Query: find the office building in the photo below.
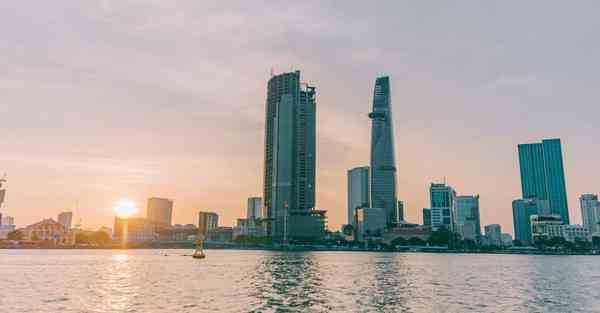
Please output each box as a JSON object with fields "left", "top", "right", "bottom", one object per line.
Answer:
{"left": 247, "top": 197, "right": 263, "bottom": 220}
{"left": 347, "top": 166, "right": 370, "bottom": 226}
{"left": 501, "top": 233, "right": 513, "bottom": 247}
{"left": 355, "top": 207, "right": 386, "bottom": 241}
{"left": 398, "top": 200, "right": 405, "bottom": 222}
{"left": 233, "top": 218, "right": 265, "bottom": 239}
{"left": 518, "top": 138, "right": 569, "bottom": 224}
{"left": 512, "top": 198, "right": 549, "bottom": 245}
{"left": 429, "top": 183, "right": 456, "bottom": 231}
{"left": 146, "top": 197, "right": 173, "bottom": 226}
{"left": 113, "top": 217, "right": 156, "bottom": 243}
{"left": 580, "top": 194, "right": 600, "bottom": 234}
{"left": 455, "top": 195, "right": 481, "bottom": 241}
{"left": 57, "top": 211, "right": 73, "bottom": 230}
{"left": 530, "top": 214, "right": 563, "bottom": 242}
{"left": 198, "top": 211, "right": 219, "bottom": 236}
{"left": 422, "top": 208, "right": 431, "bottom": 226}
{"left": 484, "top": 224, "right": 502, "bottom": 246}
{"left": 369, "top": 76, "right": 398, "bottom": 228}
{"left": 262, "top": 71, "right": 324, "bottom": 241}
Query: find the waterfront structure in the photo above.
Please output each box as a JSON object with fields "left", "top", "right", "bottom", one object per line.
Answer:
{"left": 247, "top": 197, "right": 263, "bottom": 220}
{"left": 422, "top": 208, "right": 431, "bottom": 226}
{"left": 384, "top": 224, "right": 432, "bottom": 245}
{"left": 501, "top": 233, "right": 513, "bottom": 247}
{"left": 580, "top": 194, "right": 600, "bottom": 234}
{"left": 23, "top": 219, "right": 74, "bottom": 244}
{"left": 530, "top": 215, "right": 563, "bottom": 243}
{"left": 233, "top": 218, "right": 265, "bottom": 239}
{"left": 518, "top": 138, "right": 569, "bottom": 224}
{"left": 206, "top": 226, "right": 233, "bottom": 242}
{"left": 0, "top": 176, "right": 6, "bottom": 226}
{"left": 262, "top": 71, "right": 324, "bottom": 241}
{"left": 146, "top": 197, "right": 173, "bottom": 226}
{"left": 347, "top": 166, "right": 370, "bottom": 226}
{"left": 429, "top": 183, "right": 456, "bottom": 231}
{"left": 398, "top": 200, "right": 405, "bottom": 222}
{"left": 512, "top": 198, "right": 550, "bottom": 245}
{"left": 484, "top": 224, "right": 502, "bottom": 246}
{"left": 455, "top": 195, "right": 481, "bottom": 241}
{"left": 113, "top": 217, "right": 156, "bottom": 243}
{"left": 368, "top": 76, "right": 398, "bottom": 228}
{"left": 198, "top": 212, "right": 219, "bottom": 236}
{"left": 57, "top": 211, "right": 73, "bottom": 230}
{"left": 548, "top": 224, "right": 591, "bottom": 242}
{"left": 354, "top": 207, "right": 386, "bottom": 241}
{"left": 0, "top": 216, "right": 15, "bottom": 239}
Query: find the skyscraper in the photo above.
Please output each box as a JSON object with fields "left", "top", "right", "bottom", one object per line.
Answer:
{"left": 512, "top": 198, "right": 549, "bottom": 245}
{"left": 368, "top": 76, "right": 398, "bottom": 228}
{"left": 347, "top": 166, "right": 370, "bottom": 226}
{"left": 455, "top": 195, "right": 481, "bottom": 241}
{"left": 518, "top": 138, "right": 569, "bottom": 224}
{"left": 146, "top": 197, "right": 173, "bottom": 226}
{"left": 429, "top": 183, "right": 456, "bottom": 231}
{"left": 580, "top": 194, "right": 600, "bottom": 234}
{"left": 57, "top": 211, "right": 73, "bottom": 230}
{"left": 247, "top": 197, "right": 263, "bottom": 220}
{"left": 262, "top": 71, "right": 323, "bottom": 241}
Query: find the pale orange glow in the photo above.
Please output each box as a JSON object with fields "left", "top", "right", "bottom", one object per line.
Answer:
{"left": 114, "top": 200, "right": 139, "bottom": 218}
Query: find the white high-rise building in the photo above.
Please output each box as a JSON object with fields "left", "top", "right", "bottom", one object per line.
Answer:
{"left": 347, "top": 166, "right": 370, "bottom": 226}
{"left": 580, "top": 194, "right": 600, "bottom": 234}
{"left": 58, "top": 211, "right": 73, "bottom": 230}
{"left": 247, "top": 197, "right": 263, "bottom": 220}
{"left": 429, "top": 183, "right": 456, "bottom": 231}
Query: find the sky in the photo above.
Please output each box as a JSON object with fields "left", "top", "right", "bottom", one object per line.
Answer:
{"left": 1, "top": 1, "right": 600, "bottom": 235}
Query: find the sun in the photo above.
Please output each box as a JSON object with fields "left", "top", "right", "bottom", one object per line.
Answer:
{"left": 114, "top": 200, "right": 139, "bottom": 218}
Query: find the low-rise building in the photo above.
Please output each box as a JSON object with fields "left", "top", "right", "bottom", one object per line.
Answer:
{"left": 530, "top": 215, "right": 563, "bottom": 242}
{"left": 383, "top": 224, "right": 432, "bottom": 245}
{"left": 547, "top": 224, "right": 590, "bottom": 242}
{"left": 484, "top": 224, "right": 502, "bottom": 246}
{"left": 22, "top": 219, "right": 74, "bottom": 245}
{"left": 233, "top": 218, "right": 265, "bottom": 239}
{"left": 206, "top": 226, "right": 233, "bottom": 242}
{"left": 501, "top": 233, "right": 513, "bottom": 247}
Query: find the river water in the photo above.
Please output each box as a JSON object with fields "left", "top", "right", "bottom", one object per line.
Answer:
{"left": 0, "top": 249, "right": 598, "bottom": 312}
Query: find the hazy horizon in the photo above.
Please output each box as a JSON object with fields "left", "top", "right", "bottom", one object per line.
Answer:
{"left": 2, "top": 1, "right": 600, "bottom": 235}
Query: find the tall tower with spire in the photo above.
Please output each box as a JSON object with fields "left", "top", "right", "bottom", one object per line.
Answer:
{"left": 368, "top": 76, "right": 398, "bottom": 228}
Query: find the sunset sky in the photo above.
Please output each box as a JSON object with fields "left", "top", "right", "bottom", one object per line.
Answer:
{"left": 2, "top": 1, "right": 600, "bottom": 234}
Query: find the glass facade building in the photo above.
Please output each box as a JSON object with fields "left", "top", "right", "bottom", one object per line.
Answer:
{"left": 455, "top": 195, "right": 481, "bottom": 241}
{"left": 347, "top": 166, "right": 370, "bottom": 226}
{"left": 512, "top": 198, "right": 549, "bottom": 245}
{"left": 262, "top": 71, "right": 320, "bottom": 241}
{"left": 518, "top": 138, "right": 570, "bottom": 224}
{"left": 368, "top": 76, "right": 398, "bottom": 228}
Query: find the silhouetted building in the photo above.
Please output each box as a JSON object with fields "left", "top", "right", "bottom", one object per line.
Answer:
{"left": 347, "top": 166, "right": 370, "bottom": 226}
{"left": 455, "top": 195, "right": 481, "bottom": 241}
{"left": 355, "top": 207, "right": 385, "bottom": 241}
{"left": 422, "top": 208, "right": 431, "bottom": 226}
{"left": 57, "top": 212, "right": 73, "bottom": 230}
{"left": 430, "top": 183, "right": 456, "bottom": 231}
{"left": 512, "top": 198, "right": 549, "bottom": 245}
{"left": 397, "top": 200, "right": 405, "bottom": 222}
{"left": 262, "top": 71, "right": 323, "bottom": 241}
{"left": 369, "top": 76, "right": 398, "bottom": 228}
{"left": 247, "top": 197, "right": 263, "bottom": 220}
{"left": 113, "top": 217, "right": 155, "bottom": 243}
{"left": 518, "top": 138, "right": 569, "bottom": 224}
{"left": 580, "top": 194, "right": 600, "bottom": 234}
{"left": 146, "top": 197, "right": 173, "bottom": 226}
{"left": 198, "top": 212, "right": 219, "bottom": 236}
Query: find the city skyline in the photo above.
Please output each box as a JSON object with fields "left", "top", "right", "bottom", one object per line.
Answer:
{"left": 3, "top": 2, "right": 600, "bottom": 235}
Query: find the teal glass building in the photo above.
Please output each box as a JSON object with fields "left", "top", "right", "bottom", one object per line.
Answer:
{"left": 368, "top": 76, "right": 398, "bottom": 228}
{"left": 518, "top": 138, "right": 569, "bottom": 224}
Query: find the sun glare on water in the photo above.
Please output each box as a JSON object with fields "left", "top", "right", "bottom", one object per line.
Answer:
{"left": 114, "top": 200, "right": 139, "bottom": 218}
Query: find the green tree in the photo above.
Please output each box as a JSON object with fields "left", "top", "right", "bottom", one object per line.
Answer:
{"left": 408, "top": 237, "right": 426, "bottom": 246}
